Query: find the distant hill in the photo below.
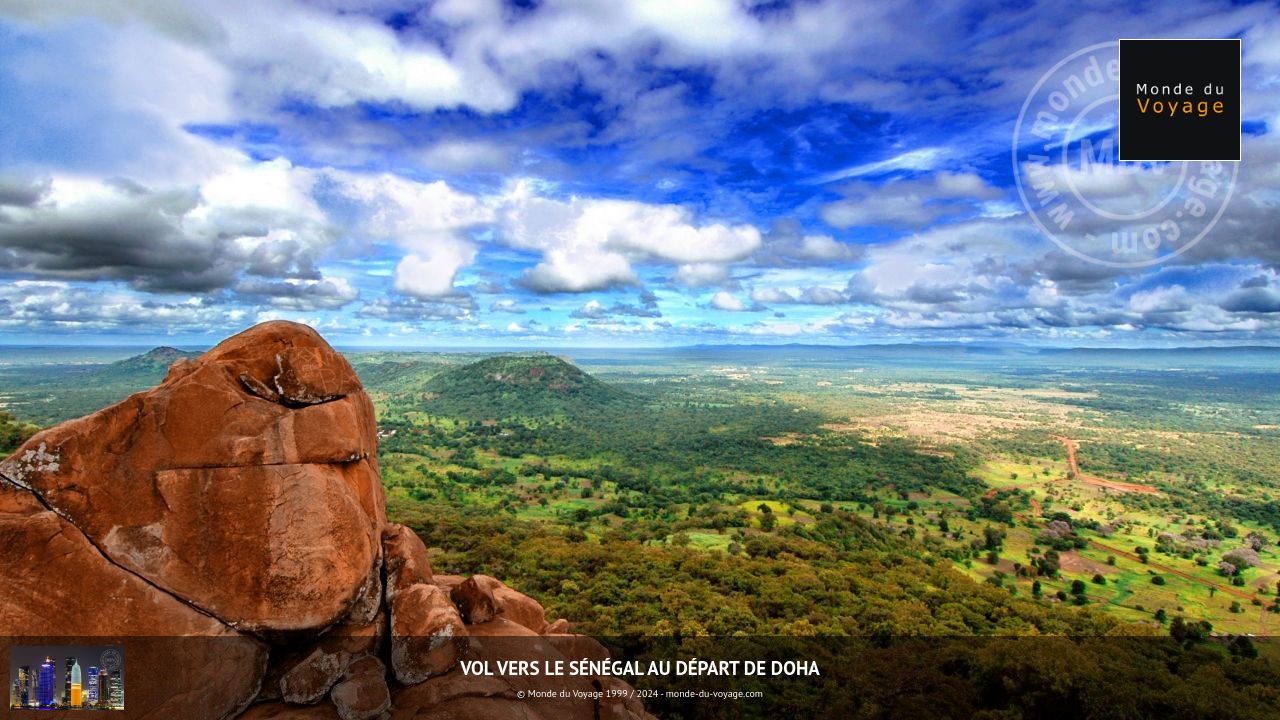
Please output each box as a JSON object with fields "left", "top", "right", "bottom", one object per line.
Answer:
{"left": 90, "top": 346, "right": 200, "bottom": 385}
{"left": 421, "top": 354, "right": 630, "bottom": 419}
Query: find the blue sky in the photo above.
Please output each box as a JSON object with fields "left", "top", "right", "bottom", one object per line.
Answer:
{"left": 0, "top": 0, "right": 1278, "bottom": 347}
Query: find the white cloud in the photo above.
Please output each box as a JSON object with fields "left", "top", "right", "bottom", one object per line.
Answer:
{"left": 710, "top": 291, "right": 746, "bottom": 311}
{"left": 501, "top": 181, "right": 760, "bottom": 293}
{"left": 675, "top": 262, "right": 732, "bottom": 287}
{"left": 488, "top": 298, "right": 523, "bottom": 313}
{"left": 1128, "top": 285, "right": 1193, "bottom": 314}
{"left": 392, "top": 244, "right": 476, "bottom": 299}
{"left": 814, "top": 147, "right": 946, "bottom": 184}
{"left": 0, "top": 279, "right": 237, "bottom": 332}
{"left": 332, "top": 171, "right": 493, "bottom": 298}
{"left": 0, "top": 158, "right": 337, "bottom": 294}
{"left": 749, "top": 287, "right": 795, "bottom": 304}
{"left": 518, "top": 249, "right": 639, "bottom": 293}
{"left": 571, "top": 299, "right": 606, "bottom": 319}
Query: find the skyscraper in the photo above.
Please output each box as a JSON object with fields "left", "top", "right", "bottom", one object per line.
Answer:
{"left": 16, "top": 665, "right": 32, "bottom": 708}
{"left": 63, "top": 656, "right": 74, "bottom": 707}
{"left": 86, "top": 665, "right": 99, "bottom": 707}
{"left": 98, "top": 670, "right": 109, "bottom": 709}
{"left": 108, "top": 670, "right": 123, "bottom": 709}
{"left": 37, "top": 657, "right": 55, "bottom": 708}
{"left": 70, "top": 660, "right": 82, "bottom": 707}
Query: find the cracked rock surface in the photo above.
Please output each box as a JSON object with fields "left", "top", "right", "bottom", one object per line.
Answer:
{"left": 0, "top": 320, "right": 652, "bottom": 720}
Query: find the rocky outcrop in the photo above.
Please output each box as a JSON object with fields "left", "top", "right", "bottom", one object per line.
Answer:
{"left": 0, "top": 321, "right": 652, "bottom": 720}
{"left": 0, "top": 321, "right": 382, "bottom": 636}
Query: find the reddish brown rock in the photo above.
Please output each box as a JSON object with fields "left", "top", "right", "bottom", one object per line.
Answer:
{"left": 544, "top": 634, "right": 611, "bottom": 664}
{"left": 390, "top": 583, "right": 467, "bottom": 684}
{"left": 465, "top": 617, "right": 541, "bottom": 638}
{"left": 258, "top": 612, "right": 386, "bottom": 704}
{"left": 545, "top": 618, "right": 570, "bottom": 634}
{"left": 279, "top": 647, "right": 350, "bottom": 705}
{"left": 431, "top": 574, "right": 465, "bottom": 592}
{"left": 0, "top": 321, "right": 386, "bottom": 635}
{"left": 382, "top": 523, "right": 433, "bottom": 597}
{"left": 330, "top": 655, "right": 391, "bottom": 720}
{"left": 343, "top": 561, "right": 385, "bottom": 628}
{"left": 240, "top": 701, "right": 342, "bottom": 719}
{"left": 0, "top": 481, "right": 268, "bottom": 720}
{"left": 451, "top": 574, "right": 549, "bottom": 633}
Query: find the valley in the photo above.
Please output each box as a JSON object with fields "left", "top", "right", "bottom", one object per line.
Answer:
{"left": 3, "top": 344, "right": 1278, "bottom": 642}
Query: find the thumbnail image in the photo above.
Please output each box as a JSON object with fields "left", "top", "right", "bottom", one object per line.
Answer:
{"left": 9, "top": 646, "right": 123, "bottom": 711}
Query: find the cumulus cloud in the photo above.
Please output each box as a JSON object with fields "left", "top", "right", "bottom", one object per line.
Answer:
{"left": 502, "top": 182, "right": 760, "bottom": 293}
{"left": 710, "top": 291, "right": 759, "bottom": 312}
{"left": 0, "top": 279, "right": 239, "bottom": 332}
{"left": 357, "top": 294, "right": 476, "bottom": 322}
{"left": 0, "top": 160, "right": 338, "bottom": 297}
{"left": 232, "top": 277, "right": 357, "bottom": 310}
{"left": 799, "top": 286, "right": 846, "bottom": 305}
{"left": 393, "top": 243, "right": 477, "bottom": 299}
{"left": 749, "top": 287, "right": 795, "bottom": 305}
{"left": 753, "top": 220, "right": 862, "bottom": 267}
{"left": 332, "top": 171, "right": 493, "bottom": 298}
{"left": 674, "top": 262, "right": 733, "bottom": 288}
{"left": 570, "top": 291, "right": 661, "bottom": 320}
{"left": 750, "top": 284, "right": 846, "bottom": 306}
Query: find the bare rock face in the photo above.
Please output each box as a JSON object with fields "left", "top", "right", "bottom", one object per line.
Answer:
{"left": 383, "top": 523, "right": 434, "bottom": 597}
{"left": 330, "top": 655, "right": 392, "bottom": 720}
{"left": 279, "top": 647, "right": 349, "bottom": 705}
{"left": 0, "top": 321, "right": 652, "bottom": 720}
{"left": 0, "top": 320, "right": 384, "bottom": 636}
{"left": 0, "top": 483, "right": 268, "bottom": 720}
{"left": 390, "top": 583, "right": 467, "bottom": 684}
{"left": 451, "top": 574, "right": 549, "bottom": 633}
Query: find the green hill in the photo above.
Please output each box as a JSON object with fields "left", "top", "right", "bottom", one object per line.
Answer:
{"left": 90, "top": 346, "right": 200, "bottom": 385}
{"left": 421, "top": 354, "right": 630, "bottom": 419}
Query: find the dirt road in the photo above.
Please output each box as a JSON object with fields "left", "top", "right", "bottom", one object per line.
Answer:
{"left": 1053, "top": 435, "right": 1158, "bottom": 494}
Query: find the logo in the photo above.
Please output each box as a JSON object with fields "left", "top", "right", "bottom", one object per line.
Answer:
{"left": 1012, "top": 42, "right": 1237, "bottom": 268}
{"left": 1119, "top": 39, "right": 1241, "bottom": 161}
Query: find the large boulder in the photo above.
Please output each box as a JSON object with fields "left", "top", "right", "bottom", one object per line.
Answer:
{"left": 330, "top": 655, "right": 392, "bottom": 720}
{"left": 383, "top": 523, "right": 434, "bottom": 597}
{"left": 0, "top": 482, "right": 268, "bottom": 720}
{"left": 451, "top": 574, "right": 549, "bottom": 634}
{"left": 279, "top": 647, "right": 350, "bottom": 705}
{"left": 390, "top": 583, "right": 467, "bottom": 684}
{"left": 0, "top": 321, "right": 385, "bottom": 636}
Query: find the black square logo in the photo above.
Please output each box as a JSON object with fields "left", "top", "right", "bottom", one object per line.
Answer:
{"left": 1119, "top": 39, "right": 1240, "bottom": 161}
